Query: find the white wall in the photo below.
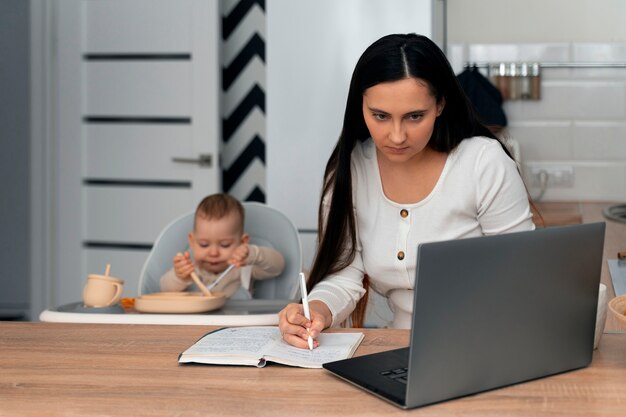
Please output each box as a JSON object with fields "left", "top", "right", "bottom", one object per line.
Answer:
{"left": 448, "top": 0, "right": 626, "bottom": 43}
{"left": 266, "top": 0, "right": 433, "bottom": 231}
{"left": 448, "top": 0, "right": 626, "bottom": 202}
{"left": 449, "top": 42, "right": 626, "bottom": 201}
{"left": 265, "top": 0, "right": 435, "bottom": 278}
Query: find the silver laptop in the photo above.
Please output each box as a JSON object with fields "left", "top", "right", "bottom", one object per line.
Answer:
{"left": 323, "top": 222, "right": 606, "bottom": 409}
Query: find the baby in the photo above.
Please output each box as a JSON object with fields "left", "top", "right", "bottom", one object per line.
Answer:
{"left": 160, "top": 193, "right": 285, "bottom": 298}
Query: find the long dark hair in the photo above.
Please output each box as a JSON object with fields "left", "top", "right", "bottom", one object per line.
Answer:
{"left": 308, "top": 34, "right": 514, "bottom": 326}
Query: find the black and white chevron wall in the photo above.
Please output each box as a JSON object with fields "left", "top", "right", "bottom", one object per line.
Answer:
{"left": 220, "top": 0, "right": 266, "bottom": 202}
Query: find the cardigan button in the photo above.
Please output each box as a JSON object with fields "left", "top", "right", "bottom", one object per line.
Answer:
{"left": 400, "top": 209, "right": 408, "bottom": 218}
{"left": 397, "top": 251, "right": 405, "bottom": 260}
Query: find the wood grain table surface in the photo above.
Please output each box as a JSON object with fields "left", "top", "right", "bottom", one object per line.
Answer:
{"left": 1, "top": 322, "right": 625, "bottom": 417}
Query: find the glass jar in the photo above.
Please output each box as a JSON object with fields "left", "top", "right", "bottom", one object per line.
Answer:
{"left": 530, "top": 63, "right": 541, "bottom": 100}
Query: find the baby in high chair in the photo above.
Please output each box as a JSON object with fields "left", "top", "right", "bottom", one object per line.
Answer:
{"left": 160, "top": 193, "right": 285, "bottom": 298}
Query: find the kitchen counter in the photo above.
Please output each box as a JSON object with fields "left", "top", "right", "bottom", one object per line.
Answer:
{"left": 534, "top": 201, "right": 584, "bottom": 226}
{"left": 536, "top": 201, "right": 626, "bottom": 332}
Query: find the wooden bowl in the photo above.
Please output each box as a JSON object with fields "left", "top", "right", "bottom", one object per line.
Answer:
{"left": 134, "top": 291, "right": 227, "bottom": 314}
{"left": 608, "top": 295, "right": 626, "bottom": 331}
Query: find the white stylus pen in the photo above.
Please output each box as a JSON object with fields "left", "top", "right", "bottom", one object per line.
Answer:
{"left": 299, "top": 272, "right": 314, "bottom": 350}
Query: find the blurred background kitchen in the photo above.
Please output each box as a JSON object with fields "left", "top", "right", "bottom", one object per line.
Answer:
{"left": 2, "top": 0, "right": 625, "bottom": 321}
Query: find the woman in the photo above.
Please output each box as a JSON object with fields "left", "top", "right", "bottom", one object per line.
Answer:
{"left": 279, "top": 34, "right": 535, "bottom": 349}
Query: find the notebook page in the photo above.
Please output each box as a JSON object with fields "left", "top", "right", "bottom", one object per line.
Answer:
{"left": 265, "top": 331, "right": 364, "bottom": 368}
{"left": 182, "top": 327, "right": 278, "bottom": 357}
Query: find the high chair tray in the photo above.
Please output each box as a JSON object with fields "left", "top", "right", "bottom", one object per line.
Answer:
{"left": 57, "top": 302, "right": 125, "bottom": 314}
{"left": 41, "top": 299, "right": 291, "bottom": 325}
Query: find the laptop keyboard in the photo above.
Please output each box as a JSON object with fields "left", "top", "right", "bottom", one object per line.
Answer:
{"left": 380, "top": 367, "right": 408, "bottom": 384}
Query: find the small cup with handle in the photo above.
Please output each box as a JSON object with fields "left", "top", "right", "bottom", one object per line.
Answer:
{"left": 82, "top": 264, "right": 124, "bottom": 308}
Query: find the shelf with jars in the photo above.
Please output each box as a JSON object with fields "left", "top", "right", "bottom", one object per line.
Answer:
{"left": 465, "top": 61, "right": 626, "bottom": 101}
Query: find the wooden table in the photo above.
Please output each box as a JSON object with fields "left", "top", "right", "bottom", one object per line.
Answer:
{"left": 1, "top": 322, "right": 625, "bottom": 416}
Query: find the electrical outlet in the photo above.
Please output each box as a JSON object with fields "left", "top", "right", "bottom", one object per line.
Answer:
{"left": 528, "top": 165, "right": 575, "bottom": 187}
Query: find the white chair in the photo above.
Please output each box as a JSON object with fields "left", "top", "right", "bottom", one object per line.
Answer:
{"left": 138, "top": 202, "right": 302, "bottom": 301}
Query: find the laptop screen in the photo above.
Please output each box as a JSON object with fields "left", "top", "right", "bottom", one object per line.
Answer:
{"left": 324, "top": 223, "right": 605, "bottom": 409}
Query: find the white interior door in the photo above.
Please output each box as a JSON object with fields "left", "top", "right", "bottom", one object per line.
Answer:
{"left": 53, "top": 0, "right": 220, "bottom": 306}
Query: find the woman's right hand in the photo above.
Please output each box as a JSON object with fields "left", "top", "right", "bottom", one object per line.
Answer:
{"left": 278, "top": 300, "right": 331, "bottom": 349}
{"left": 173, "top": 252, "right": 195, "bottom": 280}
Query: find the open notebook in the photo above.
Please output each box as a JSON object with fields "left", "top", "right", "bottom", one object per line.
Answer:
{"left": 179, "top": 326, "right": 364, "bottom": 368}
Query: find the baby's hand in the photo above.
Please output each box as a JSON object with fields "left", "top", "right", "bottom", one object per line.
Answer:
{"left": 173, "top": 252, "right": 194, "bottom": 280}
{"left": 229, "top": 243, "right": 249, "bottom": 268}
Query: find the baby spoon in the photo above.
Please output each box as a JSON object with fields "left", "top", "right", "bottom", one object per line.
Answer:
{"left": 190, "top": 271, "right": 213, "bottom": 297}
{"left": 207, "top": 264, "right": 235, "bottom": 291}
{"left": 176, "top": 252, "right": 214, "bottom": 297}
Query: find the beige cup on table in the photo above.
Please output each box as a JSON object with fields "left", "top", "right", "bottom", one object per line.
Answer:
{"left": 83, "top": 273, "right": 124, "bottom": 308}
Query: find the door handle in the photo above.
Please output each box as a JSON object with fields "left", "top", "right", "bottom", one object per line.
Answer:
{"left": 172, "top": 154, "right": 213, "bottom": 167}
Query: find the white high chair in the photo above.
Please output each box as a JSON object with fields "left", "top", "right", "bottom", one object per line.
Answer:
{"left": 138, "top": 202, "right": 303, "bottom": 301}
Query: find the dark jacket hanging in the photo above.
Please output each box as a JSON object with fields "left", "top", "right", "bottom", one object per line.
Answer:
{"left": 457, "top": 66, "right": 507, "bottom": 128}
